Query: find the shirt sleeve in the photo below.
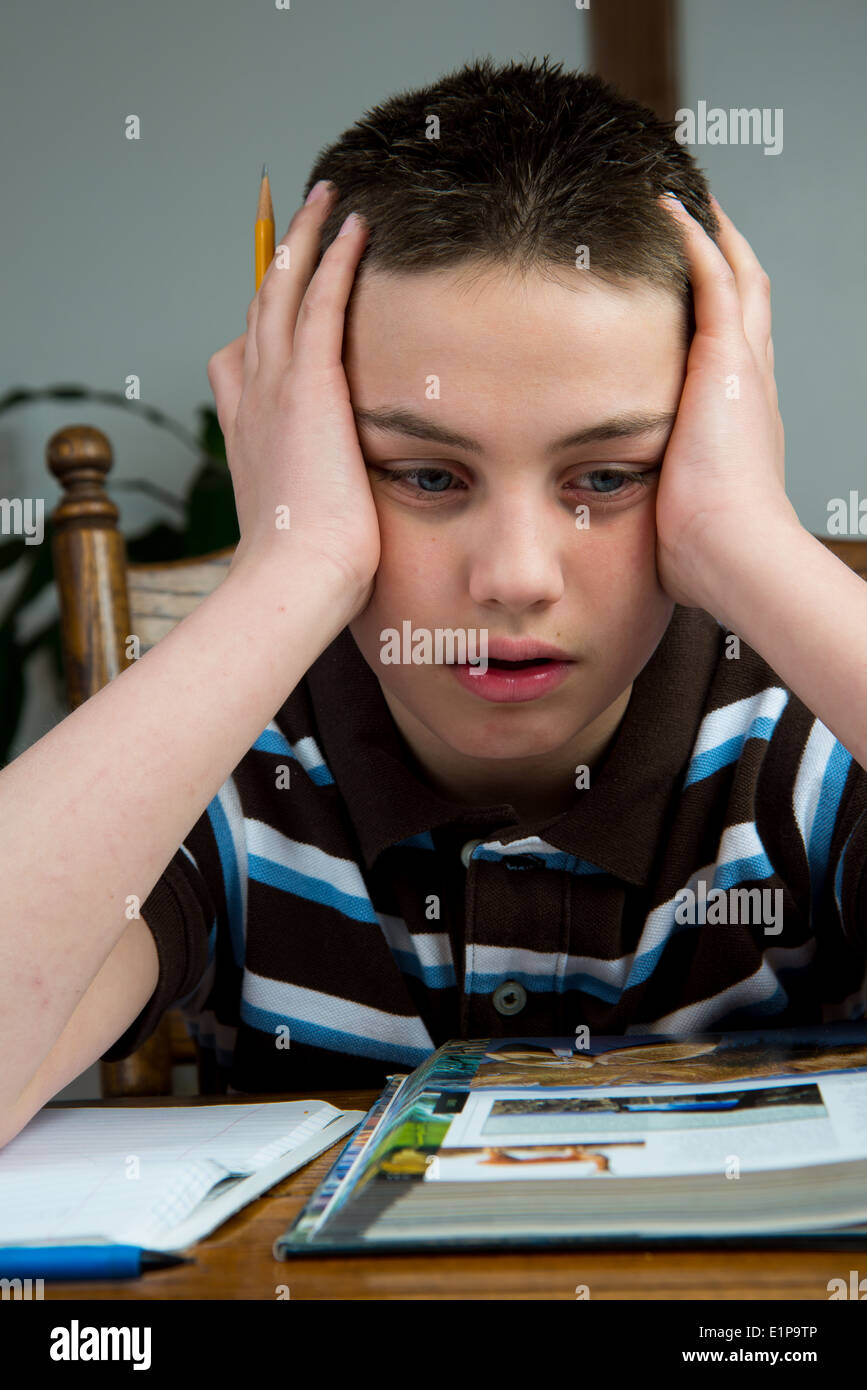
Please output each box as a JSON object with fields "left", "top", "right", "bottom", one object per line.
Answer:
{"left": 831, "top": 803, "right": 867, "bottom": 951}
{"left": 822, "top": 756, "right": 867, "bottom": 954}
{"left": 100, "top": 814, "right": 220, "bottom": 1062}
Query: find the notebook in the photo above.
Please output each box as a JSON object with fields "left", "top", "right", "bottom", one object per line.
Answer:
{"left": 273, "top": 1024, "right": 867, "bottom": 1256}
{"left": 0, "top": 1100, "right": 365, "bottom": 1254}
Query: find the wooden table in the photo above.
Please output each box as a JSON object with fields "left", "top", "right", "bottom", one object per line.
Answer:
{"left": 40, "top": 1092, "right": 859, "bottom": 1300}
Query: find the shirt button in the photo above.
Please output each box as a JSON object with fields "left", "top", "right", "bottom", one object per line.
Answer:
{"left": 460, "top": 838, "right": 485, "bottom": 868}
{"left": 492, "top": 980, "right": 527, "bottom": 1015}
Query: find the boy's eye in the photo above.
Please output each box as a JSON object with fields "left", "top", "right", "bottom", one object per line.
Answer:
{"left": 369, "top": 463, "right": 660, "bottom": 501}
{"left": 566, "top": 467, "right": 662, "bottom": 497}
{"left": 365, "top": 464, "right": 467, "bottom": 498}
{"left": 584, "top": 469, "right": 634, "bottom": 494}
{"left": 390, "top": 467, "right": 457, "bottom": 493}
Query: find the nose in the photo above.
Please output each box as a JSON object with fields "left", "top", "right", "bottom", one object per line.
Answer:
{"left": 466, "top": 492, "right": 566, "bottom": 611}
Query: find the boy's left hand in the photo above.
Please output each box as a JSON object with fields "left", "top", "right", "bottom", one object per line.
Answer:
{"left": 654, "top": 193, "right": 801, "bottom": 611}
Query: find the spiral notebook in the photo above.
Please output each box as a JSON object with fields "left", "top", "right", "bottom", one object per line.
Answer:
{"left": 0, "top": 1100, "right": 365, "bottom": 1254}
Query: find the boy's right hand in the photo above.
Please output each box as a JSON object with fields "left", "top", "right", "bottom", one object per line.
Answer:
{"left": 207, "top": 184, "right": 380, "bottom": 617}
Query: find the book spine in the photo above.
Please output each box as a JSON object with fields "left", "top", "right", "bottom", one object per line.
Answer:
{"left": 274, "top": 1073, "right": 409, "bottom": 1252}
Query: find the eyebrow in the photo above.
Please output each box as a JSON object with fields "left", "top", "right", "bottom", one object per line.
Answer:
{"left": 352, "top": 405, "right": 678, "bottom": 455}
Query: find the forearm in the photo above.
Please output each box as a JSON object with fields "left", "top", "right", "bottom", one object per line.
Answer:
{"left": 0, "top": 552, "right": 356, "bottom": 1114}
{"left": 697, "top": 516, "right": 867, "bottom": 772}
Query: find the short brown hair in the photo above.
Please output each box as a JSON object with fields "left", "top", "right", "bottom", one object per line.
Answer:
{"left": 304, "top": 55, "right": 719, "bottom": 315}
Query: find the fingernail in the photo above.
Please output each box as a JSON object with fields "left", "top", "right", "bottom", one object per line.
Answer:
{"left": 337, "top": 211, "right": 362, "bottom": 237}
{"left": 305, "top": 179, "right": 332, "bottom": 205}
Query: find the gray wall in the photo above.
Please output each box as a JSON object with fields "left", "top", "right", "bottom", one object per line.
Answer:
{"left": 678, "top": 0, "right": 867, "bottom": 542}
{"left": 1, "top": 1, "right": 863, "bottom": 1097}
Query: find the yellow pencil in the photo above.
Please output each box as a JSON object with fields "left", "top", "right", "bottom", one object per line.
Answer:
{"left": 255, "top": 163, "right": 275, "bottom": 291}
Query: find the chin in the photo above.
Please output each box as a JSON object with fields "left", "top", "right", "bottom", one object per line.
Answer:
{"left": 417, "top": 706, "right": 583, "bottom": 762}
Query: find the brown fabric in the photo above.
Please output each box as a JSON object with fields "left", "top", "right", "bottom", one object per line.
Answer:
{"left": 102, "top": 605, "right": 867, "bottom": 1092}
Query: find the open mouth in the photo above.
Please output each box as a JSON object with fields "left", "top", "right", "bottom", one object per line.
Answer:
{"left": 483, "top": 657, "right": 556, "bottom": 669}
{"left": 450, "top": 651, "right": 573, "bottom": 702}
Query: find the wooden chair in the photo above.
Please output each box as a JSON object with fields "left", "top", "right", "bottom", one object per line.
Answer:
{"left": 818, "top": 537, "right": 867, "bottom": 580}
{"left": 46, "top": 424, "right": 234, "bottom": 1098}
{"left": 45, "top": 424, "right": 867, "bottom": 1097}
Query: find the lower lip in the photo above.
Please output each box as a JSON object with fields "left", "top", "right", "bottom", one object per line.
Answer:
{"left": 448, "top": 660, "right": 574, "bottom": 703}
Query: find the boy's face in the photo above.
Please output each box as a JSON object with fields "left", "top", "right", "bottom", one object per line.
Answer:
{"left": 343, "top": 263, "right": 688, "bottom": 807}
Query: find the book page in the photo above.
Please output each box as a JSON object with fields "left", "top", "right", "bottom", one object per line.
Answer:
{"left": 430, "top": 1072, "right": 867, "bottom": 1181}
{"left": 0, "top": 1101, "right": 350, "bottom": 1247}
{"left": 0, "top": 1100, "right": 341, "bottom": 1175}
{"left": 0, "top": 1157, "right": 230, "bottom": 1244}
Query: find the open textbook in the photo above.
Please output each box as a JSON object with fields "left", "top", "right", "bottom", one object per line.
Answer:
{"left": 274, "top": 1024, "right": 867, "bottom": 1256}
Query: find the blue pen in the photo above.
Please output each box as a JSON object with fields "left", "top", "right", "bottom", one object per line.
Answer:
{"left": 0, "top": 1245, "right": 193, "bottom": 1280}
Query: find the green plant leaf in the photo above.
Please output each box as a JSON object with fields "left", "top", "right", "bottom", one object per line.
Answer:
{"left": 8, "top": 520, "right": 56, "bottom": 611}
{"left": 184, "top": 459, "right": 239, "bottom": 558}
{"left": 197, "top": 404, "right": 228, "bottom": 464}
{"left": 0, "top": 536, "right": 27, "bottom": 572}
{"left": 0, "top": 621, "right": 26, "bottom": 767}
{"left": 110, "top": 479, "right": 186, "bottom": 514}
{"left": 45, "top": 613, "right": 65, "bottom": 684}
{"left": 125, "top": 521, "right": 187, "bottom": 564}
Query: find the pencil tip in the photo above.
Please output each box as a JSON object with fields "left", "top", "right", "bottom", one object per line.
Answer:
{"left": 261, "top": 162, "right": 268, "bottom": 181}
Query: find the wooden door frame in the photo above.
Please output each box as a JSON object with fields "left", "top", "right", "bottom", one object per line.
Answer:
{"left": 589, "top": 0, "right": 679, "bottom": 119}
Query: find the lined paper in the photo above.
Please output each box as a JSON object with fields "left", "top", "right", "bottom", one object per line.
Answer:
{"left": 0, "top": 1101, "right": 333, "bottom": 1172}
{"left": 0, "top": 1101, "right": 343, "bottom": 1246}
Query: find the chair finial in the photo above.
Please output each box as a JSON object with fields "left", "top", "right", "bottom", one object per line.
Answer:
{"left": 46, "top": 425, "right": 119, "bottom": 530}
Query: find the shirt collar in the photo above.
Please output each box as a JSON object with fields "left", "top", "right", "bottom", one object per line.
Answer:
{"left": 303, "top": 606, "right": 721, "bottom": 886}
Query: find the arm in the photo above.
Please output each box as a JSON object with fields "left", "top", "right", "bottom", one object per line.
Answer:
{"left": 0, "top": 181, "right": 378, "bottom": 1126}
{"left": 0, "top": 551, "right": 358, "bottom": 1127}
{"left": 694, "top": 515, "right": 867, "bottom": 774}
{"left": 654, "top": 193, "right": 867, "bottom": 773}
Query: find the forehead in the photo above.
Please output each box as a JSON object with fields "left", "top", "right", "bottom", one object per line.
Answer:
{"left": 343, "top": 264, "right": 687, "bottom": 413}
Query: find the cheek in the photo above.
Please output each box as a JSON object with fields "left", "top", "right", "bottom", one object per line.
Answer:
{"left": 575, "top": 512, "right": 673, "bottom": 673}
{"left": 348, "top": 520, "right": 457, "bottom": 666}
{"left": 569, "top": 503, "right": 663, "bottom": 611}
{"left": 370, "top": 507, "right": 462, "bottom": 610}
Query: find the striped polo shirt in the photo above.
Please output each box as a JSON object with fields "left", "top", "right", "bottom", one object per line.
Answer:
{"left": 102, "top": 604, "right": 867, "bottom": 1093}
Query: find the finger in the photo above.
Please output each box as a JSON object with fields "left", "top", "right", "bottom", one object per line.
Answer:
{"left": 292, "top": 212, "right": 370, "bottom": 370}
{"left": 708, "top": 193, "right": 772, "bottom": 363}
{"left": 706, "top": 195, "right": 781, "bottom": 430}
{"left": 659, "top": 195, "right": 744, "bottom": 349}
{"left": 210, "top": 188, "right": 338, "bottom": 435}
{"left": 243, "top": 296, "right": 259, "bottom": 381}
{"left": 207, "top": 334, "right": 246, "bottom": 440}
{"left": 660, "top": 194, "right": 781, "bottom": 430}
{"left": 254, "top": 184, "right": 338, "bottom": 376}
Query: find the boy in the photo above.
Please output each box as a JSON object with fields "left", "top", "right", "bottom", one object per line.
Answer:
{"left": 2, "top": 58, "right": 865, "bottom": 1136}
